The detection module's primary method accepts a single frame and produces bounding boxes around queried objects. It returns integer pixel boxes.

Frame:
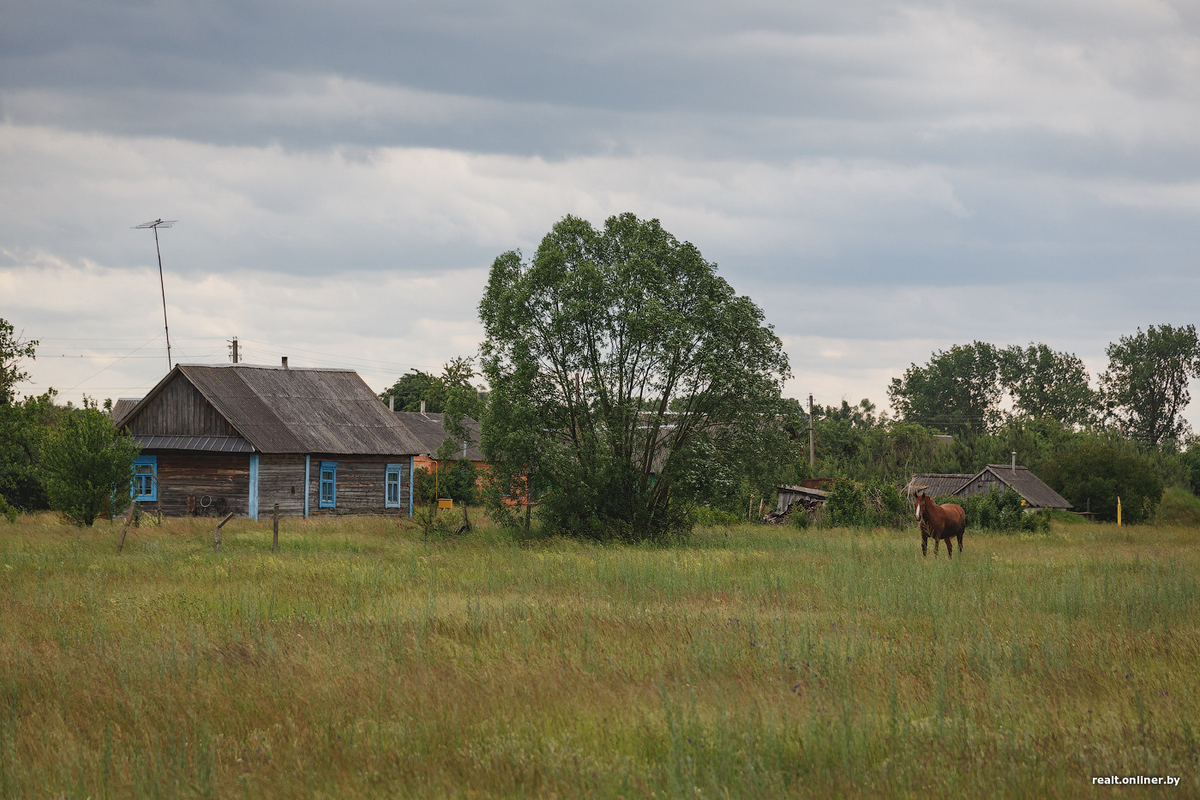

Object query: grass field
[0,512,1196,798]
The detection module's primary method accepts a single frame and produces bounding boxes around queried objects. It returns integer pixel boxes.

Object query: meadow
[0,512,1196,798]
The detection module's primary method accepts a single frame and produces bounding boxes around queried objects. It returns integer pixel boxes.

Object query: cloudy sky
[3,0,1199,425]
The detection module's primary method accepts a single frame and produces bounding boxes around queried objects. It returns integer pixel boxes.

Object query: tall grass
[0,512,1196,797]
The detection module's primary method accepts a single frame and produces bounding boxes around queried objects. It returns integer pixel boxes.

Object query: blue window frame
[319,462,337,508]
[385,463,403,509]
[132,455,157,502]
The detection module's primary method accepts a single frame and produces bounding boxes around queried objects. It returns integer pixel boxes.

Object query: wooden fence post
[117,504,135,553]
[215,512,235,552]
[272,503,279,551]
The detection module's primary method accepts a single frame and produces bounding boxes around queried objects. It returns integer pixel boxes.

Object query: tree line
[6,213,1199,535]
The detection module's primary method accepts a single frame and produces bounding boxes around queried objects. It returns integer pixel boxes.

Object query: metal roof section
[132,435,256,453]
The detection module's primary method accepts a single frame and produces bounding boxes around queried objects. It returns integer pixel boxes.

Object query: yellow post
[1117,496,1122,526]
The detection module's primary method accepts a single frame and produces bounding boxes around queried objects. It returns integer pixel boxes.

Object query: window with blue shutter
[132,455,157,502]
[319,462,337,508]
[385,463,402,508]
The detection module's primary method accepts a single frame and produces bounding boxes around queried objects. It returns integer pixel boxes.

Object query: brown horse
[914,492,966,559]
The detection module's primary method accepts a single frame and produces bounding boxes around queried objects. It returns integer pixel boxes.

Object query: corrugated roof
[393,411,484,461]
[133,435,256,453]
[122,364,421,455]
[970,465,1073,510]
[905,473,973,498]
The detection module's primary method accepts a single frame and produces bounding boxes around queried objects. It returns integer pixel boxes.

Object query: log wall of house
[306,455,411,516]
[128,375,234,437]
[147,453,250,517]
[258,455,307,517]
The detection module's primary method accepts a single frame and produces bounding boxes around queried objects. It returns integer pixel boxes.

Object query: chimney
[282,356,289,370]
[1012,451,1017,470]
[420,399,426,414]
[389,394,395,412]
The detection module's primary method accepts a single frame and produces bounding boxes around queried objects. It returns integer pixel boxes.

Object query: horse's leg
[933,536,940,558]
[945,535,952,560]
[922,533,928,557]
[957,531,963,555]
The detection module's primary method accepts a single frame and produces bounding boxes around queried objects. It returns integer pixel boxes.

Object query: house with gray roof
[905,465,1072,511]
[954,464,1072,510]
[116,362,420,519]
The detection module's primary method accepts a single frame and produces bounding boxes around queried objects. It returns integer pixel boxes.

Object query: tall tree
[1,318,38,405]
[888,342,1001,435]
[1100,324,1200,445]
[998,343,1097,426]
[478,213,789,540]
[40,403,141,526]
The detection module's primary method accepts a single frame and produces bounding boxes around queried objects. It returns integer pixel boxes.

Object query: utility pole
[808,393,815,468]
[229,336,239,364]
[134,218,177,371]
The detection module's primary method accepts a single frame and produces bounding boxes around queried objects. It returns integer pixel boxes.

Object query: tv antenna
[134,218,177,371]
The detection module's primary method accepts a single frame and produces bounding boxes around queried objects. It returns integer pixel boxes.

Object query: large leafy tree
[478,213,790,540]
[998,343,1097,426]
[888,342,1001,435]
[1100,324,1200,445]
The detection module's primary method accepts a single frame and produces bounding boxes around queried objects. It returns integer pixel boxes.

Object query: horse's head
[914,492,926,521]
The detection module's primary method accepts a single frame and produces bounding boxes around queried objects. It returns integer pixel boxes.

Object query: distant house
[115,363,421,518]
[955,465,1072,511]
[391,410,485,474]
[905,465,1072,511]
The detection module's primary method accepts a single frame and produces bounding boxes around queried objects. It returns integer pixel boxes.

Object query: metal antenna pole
[134,219,178,370]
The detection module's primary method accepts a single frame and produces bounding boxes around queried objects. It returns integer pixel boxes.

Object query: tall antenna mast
[134,218,178,370]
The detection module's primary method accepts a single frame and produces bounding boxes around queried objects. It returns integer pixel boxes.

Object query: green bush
[949,489,1050,533]
[413,459,478,505]
[1153,486,1200,527]
[1040,438,1163,523]
[691,505,742,527]
[40,408,140,526]
[0,493,17,523]
[825,479,909,528]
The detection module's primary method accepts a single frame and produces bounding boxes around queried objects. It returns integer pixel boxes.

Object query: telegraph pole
[808,393,815,468]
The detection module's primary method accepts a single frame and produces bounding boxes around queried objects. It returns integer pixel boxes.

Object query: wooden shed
[115,363,422,519]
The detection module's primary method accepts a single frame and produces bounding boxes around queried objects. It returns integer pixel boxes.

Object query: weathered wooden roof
[959,465,1073,510]
[905,474,973,498]
[111,397,141,427]
[393,411,484,461]
[122,364,421,455]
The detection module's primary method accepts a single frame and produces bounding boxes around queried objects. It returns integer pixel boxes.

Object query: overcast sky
[3,1,1199,427]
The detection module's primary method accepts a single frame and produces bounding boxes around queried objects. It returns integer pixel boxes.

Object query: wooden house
[115,363,421,518]
[954,464,1072,510]
[905,466,1072,511]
